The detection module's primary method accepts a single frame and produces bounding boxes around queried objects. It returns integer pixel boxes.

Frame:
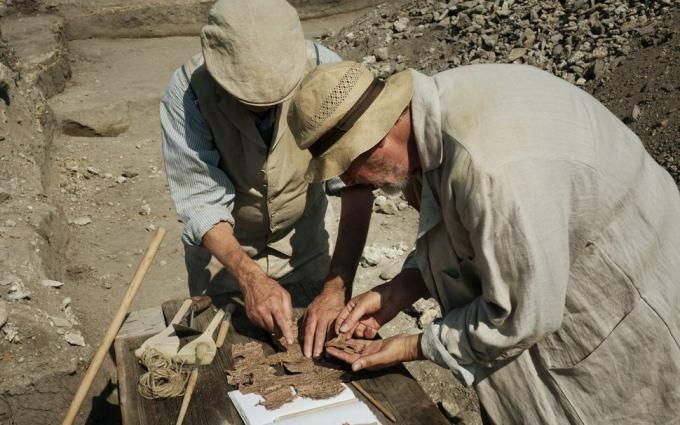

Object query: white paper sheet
[228,383,381,425]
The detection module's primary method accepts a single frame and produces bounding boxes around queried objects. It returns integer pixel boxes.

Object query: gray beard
[379,181,408,197]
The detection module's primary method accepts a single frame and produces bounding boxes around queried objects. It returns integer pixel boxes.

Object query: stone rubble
[40,279,65,288]
[325,0,673,85]
[0,300,7,328]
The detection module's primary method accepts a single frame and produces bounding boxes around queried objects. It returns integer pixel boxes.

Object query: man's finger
[355,323,367,338]
[364,325,378,339]
[273,309,294,345]
[352,350,392,372]
[338,299,368,333]
[334,300,355,334]
[303,316,317,358]
[313,319,329,358]
[259,313,275,334]
[326,346,360,364]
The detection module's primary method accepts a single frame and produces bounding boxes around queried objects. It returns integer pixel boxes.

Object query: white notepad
[228,383,381,425]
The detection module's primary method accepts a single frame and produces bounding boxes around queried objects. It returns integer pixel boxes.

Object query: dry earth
[0,1,678,424]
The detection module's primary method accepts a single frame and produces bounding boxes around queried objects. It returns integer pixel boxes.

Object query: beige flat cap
[289,61,414,182]
[200,0,307,106]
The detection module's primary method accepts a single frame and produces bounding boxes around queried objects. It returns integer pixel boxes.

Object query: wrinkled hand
[326,333,423,371]
[334,283,400,339]
[303,289,346,358]
[242,275,294,344]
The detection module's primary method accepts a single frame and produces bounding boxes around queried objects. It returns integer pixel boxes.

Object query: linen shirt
[161,43,341,246]
[407,65,680,424]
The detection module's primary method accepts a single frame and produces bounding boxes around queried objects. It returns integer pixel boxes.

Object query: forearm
[201,222,265,289]
[387,268,429,311]
[324,185,374,299]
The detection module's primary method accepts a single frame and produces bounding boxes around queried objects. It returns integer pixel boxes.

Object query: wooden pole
[62,228,167,425]
[351,381,397,423]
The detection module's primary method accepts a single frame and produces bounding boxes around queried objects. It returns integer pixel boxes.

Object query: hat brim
[304,71,414,183]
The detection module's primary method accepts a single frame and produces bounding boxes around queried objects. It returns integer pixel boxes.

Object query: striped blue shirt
[161,43,341,246]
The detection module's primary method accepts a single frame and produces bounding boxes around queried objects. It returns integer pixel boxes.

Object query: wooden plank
[115,307,167,425]
[117,307,166,340]
[117,294,449,425]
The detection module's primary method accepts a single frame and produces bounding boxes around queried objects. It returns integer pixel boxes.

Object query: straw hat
[200,0,307,106]
[289,61,414,182]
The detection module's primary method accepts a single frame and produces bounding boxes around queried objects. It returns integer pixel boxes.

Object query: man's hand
[303,288,345,358]
[241,274,294,344]
[326,333,424,371]
[334,283,400,339]
[202,222,295,344]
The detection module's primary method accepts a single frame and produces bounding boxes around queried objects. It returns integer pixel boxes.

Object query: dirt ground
[0,1,678,425]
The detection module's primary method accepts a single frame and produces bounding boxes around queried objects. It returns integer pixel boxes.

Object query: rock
[393,17,410,33]
[86,166,100,176]
[139,203,151,216]
[397,201,408,211]
[591,59,606,80]
[375,196,398,215]
[379,261,402,281]
[374,47,390,61]
[362,55,377,64]
[121,170,138,178]
[60,101,130,137]
[521,28,536,48]
[439,398,461,420]
[360,246,383,268]
[49,316,72,328]
[64,331,86,346]
[6,290,31,301]
[632,104,642,121]
[0,190,10,203]
[4,219,16,227]
[41,279,64,288]
[413,298,440,314]
[115,175,127,184]
[418,307,441,328]
[0,300,7,328]
[72,216,92,226]
[3,323,19,343]
[62,297,72,308]
[145,223,156,232]
[102,281,112,289]
[481,34,497,48]
[592,46,608,59]
[508,47,527,61]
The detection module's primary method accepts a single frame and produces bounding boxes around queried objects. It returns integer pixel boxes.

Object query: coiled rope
[137,348,190,399]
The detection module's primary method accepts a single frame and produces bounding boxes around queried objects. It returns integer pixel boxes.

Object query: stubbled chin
[379,181,408,196]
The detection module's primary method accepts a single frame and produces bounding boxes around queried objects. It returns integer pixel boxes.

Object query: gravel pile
[324,0,675,86]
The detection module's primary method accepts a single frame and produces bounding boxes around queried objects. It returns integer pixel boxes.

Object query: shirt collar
[409,69,442,173]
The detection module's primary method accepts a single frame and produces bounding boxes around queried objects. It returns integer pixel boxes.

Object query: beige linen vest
[181,45,328,279]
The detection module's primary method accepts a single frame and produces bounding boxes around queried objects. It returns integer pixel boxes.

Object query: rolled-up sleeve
[420,158,572,385]
[160,68,236,246]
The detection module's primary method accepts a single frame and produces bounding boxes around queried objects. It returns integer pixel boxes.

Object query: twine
[137,348,191,399]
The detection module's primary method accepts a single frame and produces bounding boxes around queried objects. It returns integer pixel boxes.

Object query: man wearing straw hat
[161,0,373,350]
[289,61,680,423]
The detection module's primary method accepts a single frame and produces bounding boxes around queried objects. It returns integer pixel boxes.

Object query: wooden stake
[176,343,208,425]
[175,369,199,425]
[351,381,397,423]
[62,228,167,425]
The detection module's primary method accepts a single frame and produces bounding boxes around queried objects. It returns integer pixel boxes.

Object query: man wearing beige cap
[289,61,680,423]
[161,0,373,349]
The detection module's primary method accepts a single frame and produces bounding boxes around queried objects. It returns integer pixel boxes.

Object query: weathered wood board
[115,295,450,425]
